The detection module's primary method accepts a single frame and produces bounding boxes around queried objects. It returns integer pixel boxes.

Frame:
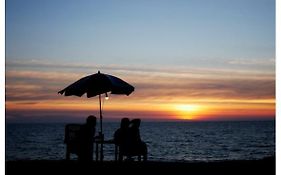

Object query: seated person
[127,119,147,161]
[114,118,130,161]
[77,115,97,162]
[114,118,148,161]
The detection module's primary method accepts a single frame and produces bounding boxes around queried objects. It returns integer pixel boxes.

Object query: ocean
[6,121,275,162]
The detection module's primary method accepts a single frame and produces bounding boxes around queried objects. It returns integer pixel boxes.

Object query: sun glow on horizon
[173,104,204,120]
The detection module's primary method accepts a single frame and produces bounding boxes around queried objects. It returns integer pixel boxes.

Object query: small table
[94,138,118,161]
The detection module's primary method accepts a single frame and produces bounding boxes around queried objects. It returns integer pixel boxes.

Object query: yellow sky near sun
[6,96,275,121]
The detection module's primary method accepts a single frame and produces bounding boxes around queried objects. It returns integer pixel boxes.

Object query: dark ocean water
[6,121,275,162]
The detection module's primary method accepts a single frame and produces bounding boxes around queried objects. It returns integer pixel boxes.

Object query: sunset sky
[5,0,275,122]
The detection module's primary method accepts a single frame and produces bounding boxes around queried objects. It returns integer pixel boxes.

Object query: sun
[173,104,202,120]
[175,104,200,112]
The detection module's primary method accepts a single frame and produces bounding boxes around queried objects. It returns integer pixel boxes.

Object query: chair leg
[66,150,70,160]
[115,145,118,161]
[95,143,99,161]
[143,154,147,161]
[138,155,141,162]
[118,153,123,162]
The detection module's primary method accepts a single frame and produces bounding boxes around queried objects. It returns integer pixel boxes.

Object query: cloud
[131,78,275,102]
[227,58,275,66]
[5,60,275,105]
[6,58,274,77]
[5,59,275,122]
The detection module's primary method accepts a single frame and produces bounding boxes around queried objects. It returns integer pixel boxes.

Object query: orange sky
[5,62,275,122]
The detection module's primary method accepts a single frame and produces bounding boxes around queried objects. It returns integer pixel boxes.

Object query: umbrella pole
[99,94,103,134]
[99,94,104,161]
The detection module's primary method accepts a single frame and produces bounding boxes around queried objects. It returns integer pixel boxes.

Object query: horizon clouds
[5,59,275,122]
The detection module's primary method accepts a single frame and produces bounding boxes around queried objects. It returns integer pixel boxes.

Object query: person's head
[120,118,130,129]
[86,115,96,126]
[130,119,141,128]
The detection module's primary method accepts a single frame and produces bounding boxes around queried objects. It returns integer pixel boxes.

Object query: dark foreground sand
[6,156,275,175]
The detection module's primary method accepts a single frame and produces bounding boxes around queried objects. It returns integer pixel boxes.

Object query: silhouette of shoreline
[6,156,275,175]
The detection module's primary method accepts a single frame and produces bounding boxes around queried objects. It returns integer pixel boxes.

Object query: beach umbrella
[58,71,134,132]
[58,71,134,160]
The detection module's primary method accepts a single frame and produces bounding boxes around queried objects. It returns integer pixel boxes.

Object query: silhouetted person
[128,119,147,161]
[77,115,97,162]
[114,118,130,161]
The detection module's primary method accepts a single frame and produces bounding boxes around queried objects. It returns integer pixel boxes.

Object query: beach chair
[116,142,147,162]
[64,124,82,160]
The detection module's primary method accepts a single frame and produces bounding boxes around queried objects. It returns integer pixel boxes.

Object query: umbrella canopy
[58,71,134,98]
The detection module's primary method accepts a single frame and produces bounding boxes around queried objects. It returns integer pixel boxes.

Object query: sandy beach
[6,156,275,175]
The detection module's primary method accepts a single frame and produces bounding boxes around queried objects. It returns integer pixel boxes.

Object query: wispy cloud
[6,60,275,104]
[227,58,275,66]
[5,59,275,121]
[6,58,274,77]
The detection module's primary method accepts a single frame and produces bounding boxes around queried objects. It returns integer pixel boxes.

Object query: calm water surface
[6,121,275,162]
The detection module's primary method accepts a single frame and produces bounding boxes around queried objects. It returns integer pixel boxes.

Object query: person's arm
[136,130,142,142]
